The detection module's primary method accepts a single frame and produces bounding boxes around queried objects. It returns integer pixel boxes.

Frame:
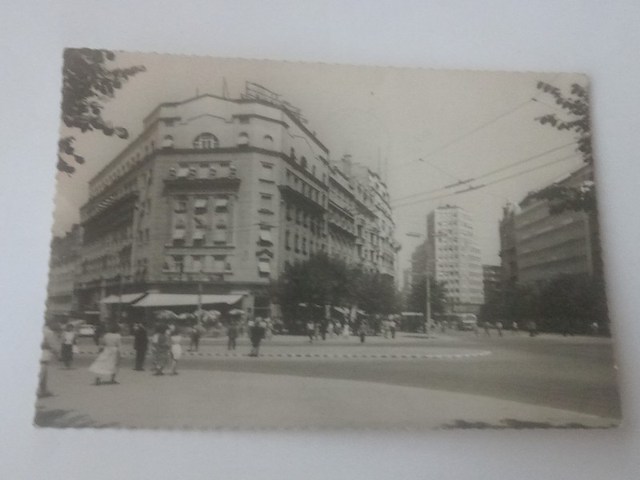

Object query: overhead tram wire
[390,140,577,206]
[392,152,580,210]
[394,98,535,172]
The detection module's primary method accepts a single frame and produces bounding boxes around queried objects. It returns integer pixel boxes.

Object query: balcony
[164,176,241,192]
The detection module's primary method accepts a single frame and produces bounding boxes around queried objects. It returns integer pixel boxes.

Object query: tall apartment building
[72,83,399,317]
[426,205,484,312]
[500,163,597,285]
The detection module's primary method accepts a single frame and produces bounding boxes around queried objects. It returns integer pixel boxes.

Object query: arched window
[237,132,250,146]
[300,156,307,169]
[193,133,219,149]
[161,135,174,149]
[263,134,274,146]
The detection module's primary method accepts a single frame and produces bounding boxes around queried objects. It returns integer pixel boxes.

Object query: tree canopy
[532,81,595,214]
[58,48,146,174]
[273,253,401,331]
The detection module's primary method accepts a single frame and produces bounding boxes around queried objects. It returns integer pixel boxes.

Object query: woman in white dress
[169,328,183,375]
[89,324,121,385]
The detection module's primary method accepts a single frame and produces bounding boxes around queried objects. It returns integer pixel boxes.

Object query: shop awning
[100,293,147,304]
[132,293,243,308]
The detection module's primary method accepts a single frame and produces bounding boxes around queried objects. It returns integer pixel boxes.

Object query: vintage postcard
[35,50,620,430]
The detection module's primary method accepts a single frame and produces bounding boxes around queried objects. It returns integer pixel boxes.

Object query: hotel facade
[57,84,399,320]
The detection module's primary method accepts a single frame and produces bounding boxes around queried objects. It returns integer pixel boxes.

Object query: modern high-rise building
[426,205,484,312]
[500,163,596,285]
[68,83,399,318]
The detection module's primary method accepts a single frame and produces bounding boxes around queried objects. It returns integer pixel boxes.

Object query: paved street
[34,330,621,429]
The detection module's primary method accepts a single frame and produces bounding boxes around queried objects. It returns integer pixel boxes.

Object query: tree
[406,276,446,317]
[533,81,595,214]
[58,48,146,174]
[273,253,351,331]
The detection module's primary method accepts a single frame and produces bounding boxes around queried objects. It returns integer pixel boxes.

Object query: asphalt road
[69,330,621,419]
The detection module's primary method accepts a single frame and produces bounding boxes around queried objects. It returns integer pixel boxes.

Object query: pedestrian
[483,321,491,336]
[189,323,202,352]
[93,321,105,346]
[496,321,503,337]
[390,319,396,339]
[60,323,77,368]
[527,320,537,337]
[320,321,327,341]
[133,322,148,371]
[249,317,266,357]
[342,322,350,339]
[37,322,59,398]
[307,320,315,343]
[89,323,122,385]
[591,321,599,336]
[227,320,238,350]
[512,321,519,334]
[264,317,273,340]
[169,327,182,375]
[358,320,368,344]
[151,324,171,375]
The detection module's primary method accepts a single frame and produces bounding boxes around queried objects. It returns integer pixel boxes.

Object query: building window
[294,233,299,253]
[286,205,292,221]
[259,226,273,245]
[194,198,208,212]
[213,225,227,244]
[300,156,307,169]
[198,163,210,179]
[193,133,219,149]
[192,256,203,273]
[302,237,307,254]
[214,256,225,272]
[176,164,189,178]
[260,162,274,181]
[214,197,229,211]
[285,230,291,250]
[264,134,274,146]
[258,259,271,276]
[192,228,205,246]
[237,132,250,146]
[173,255,184,273]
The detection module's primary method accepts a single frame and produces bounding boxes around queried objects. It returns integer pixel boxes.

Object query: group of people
[131,323,183,376]
[306,320,351,343]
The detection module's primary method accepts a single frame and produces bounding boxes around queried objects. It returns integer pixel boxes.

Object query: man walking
[133,322,148,371]
[249,317,266,357]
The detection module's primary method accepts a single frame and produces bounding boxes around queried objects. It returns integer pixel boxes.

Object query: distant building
[501,163,596,285]
[46,224,82,322]
[498,203,519,287]
[482,264,502,299]
[426,205,484,313]
[71,83,399,318]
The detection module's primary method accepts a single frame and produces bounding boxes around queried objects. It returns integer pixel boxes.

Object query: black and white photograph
[34,50,621,430]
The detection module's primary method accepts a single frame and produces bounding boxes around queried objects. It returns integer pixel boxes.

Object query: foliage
[58,48,146,174]
[500,275,609,334]
[273,253,401,331]
[406,275,446,317]
[532,81,596,214]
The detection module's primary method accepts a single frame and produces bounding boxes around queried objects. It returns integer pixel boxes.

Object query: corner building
[77,88,330,317]
[75,86,399,318]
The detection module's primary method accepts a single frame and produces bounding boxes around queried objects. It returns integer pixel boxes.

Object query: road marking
[75,350,492,360]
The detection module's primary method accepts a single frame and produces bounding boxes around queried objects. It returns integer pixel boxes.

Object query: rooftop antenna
[222,77,229,99]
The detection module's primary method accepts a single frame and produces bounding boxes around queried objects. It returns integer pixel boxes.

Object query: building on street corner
[49,83,400,321]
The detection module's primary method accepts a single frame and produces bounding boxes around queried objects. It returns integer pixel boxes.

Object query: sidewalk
[34,366,619,430]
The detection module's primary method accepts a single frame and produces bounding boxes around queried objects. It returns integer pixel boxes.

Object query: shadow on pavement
[34,407,118,429]
[442,419,615,429]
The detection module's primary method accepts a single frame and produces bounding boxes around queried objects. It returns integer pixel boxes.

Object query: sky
[51,51,588,279]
